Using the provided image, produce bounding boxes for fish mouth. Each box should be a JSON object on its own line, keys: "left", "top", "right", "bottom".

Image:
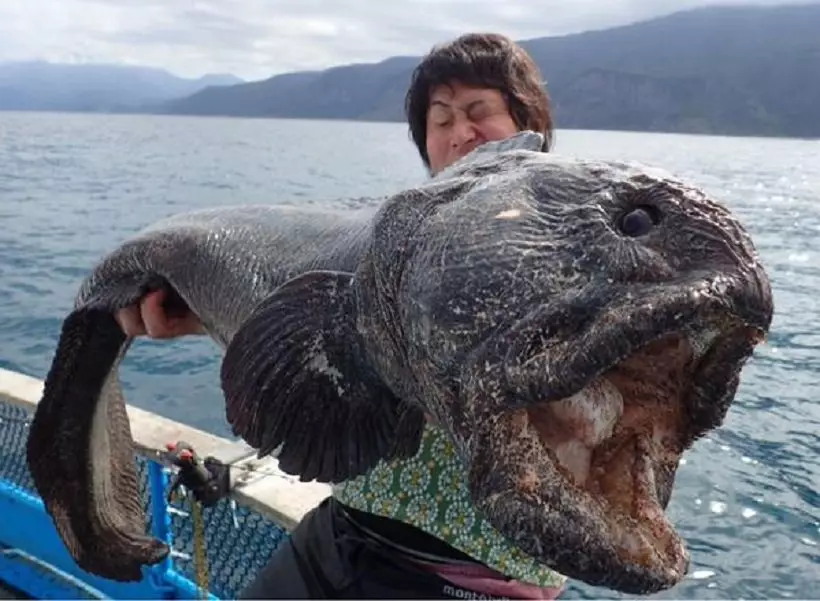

{"left": 460, "top": 274, "right": 771, "bottom": 594}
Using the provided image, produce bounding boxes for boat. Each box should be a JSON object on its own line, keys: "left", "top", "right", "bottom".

{"left": 0, "top": 366, "right": 331, "bottom": 599}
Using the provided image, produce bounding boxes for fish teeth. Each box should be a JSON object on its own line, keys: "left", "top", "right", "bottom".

{"left": 529, "top": 377, "right": 624, "bottom": 486}
{"left": 549, "top": 377, "right": 624, "bottom": 447}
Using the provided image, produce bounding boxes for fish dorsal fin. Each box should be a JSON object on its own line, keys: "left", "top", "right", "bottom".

{"left": 433, "top": 130, "right": 545, "bottom": 180}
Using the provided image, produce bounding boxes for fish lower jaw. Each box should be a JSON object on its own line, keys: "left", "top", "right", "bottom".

{"left": 592, "top": 435, "right": 688, "bottom": 582}
{"left": 525, "top": 366, "right": 690, "bottom": 581}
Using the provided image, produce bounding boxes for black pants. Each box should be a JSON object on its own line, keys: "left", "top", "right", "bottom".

{"left": 239, "top": 497, "right": 503, "bottom": 599}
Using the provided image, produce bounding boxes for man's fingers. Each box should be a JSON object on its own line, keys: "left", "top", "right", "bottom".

{"left": 115, "top": 305, "right": 147, "bottom": 336}
{"left": 113, "top": 289, "right": 202, "bottom": 339}
{"left": 141, "top": 291, "right": 176, "bottom": 338}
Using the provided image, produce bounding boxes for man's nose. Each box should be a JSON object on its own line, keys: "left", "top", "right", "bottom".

{"left": 451, "top": 118, "right": 478, "bottom": 148}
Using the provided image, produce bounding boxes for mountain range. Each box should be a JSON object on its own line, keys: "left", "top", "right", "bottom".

{"left": 0, "top": 61, "right": 242, "bottom": 112}
{"left": 2, "top": 4, "right": 818, "bottom": 138}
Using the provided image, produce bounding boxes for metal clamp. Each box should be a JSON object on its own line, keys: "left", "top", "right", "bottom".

{"left": 165, "top": 441, "right": 231, "bottom": 507}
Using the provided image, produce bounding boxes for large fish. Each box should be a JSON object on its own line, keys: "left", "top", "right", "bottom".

{"left": 26, "top": 132, "right": 773, "bottom": 594}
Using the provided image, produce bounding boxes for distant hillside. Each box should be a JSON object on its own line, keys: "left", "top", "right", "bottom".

{"left": 160, "top": 4, "right": 820, "bottom": 139}
{"left": 0, "top": 61, "right": 243, "bottom": 112}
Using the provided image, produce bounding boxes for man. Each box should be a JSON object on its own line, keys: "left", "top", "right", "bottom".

{"left": 118, "top": 32, "right": 563, "bottom": 600}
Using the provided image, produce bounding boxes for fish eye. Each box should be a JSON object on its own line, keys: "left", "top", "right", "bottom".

{"left": 618, "top": 204, "right": 660, "bottom": 237}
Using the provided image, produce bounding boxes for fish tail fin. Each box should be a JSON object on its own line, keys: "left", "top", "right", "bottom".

{"left": 27, "top": 307, "right": 169, "bottom": 581}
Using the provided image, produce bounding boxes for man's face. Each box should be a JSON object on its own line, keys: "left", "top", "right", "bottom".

{"left": 425, "top": 80, "right": 519, "bottom": 175}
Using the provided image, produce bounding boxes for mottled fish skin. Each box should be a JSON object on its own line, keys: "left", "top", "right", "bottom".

{"left": 27, "top": 131, "right": 773, "bottom": 594}
{"left": 353, "top": 140, "right": 771, "bottom": 593}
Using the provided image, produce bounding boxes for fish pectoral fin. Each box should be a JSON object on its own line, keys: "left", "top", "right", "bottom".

{"left": 221, "top": 269, "right": 423, "bottom": 484}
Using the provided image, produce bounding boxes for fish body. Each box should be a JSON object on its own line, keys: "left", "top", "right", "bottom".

{"left": 26, "top": 132, "right": 773, "bottom": 594}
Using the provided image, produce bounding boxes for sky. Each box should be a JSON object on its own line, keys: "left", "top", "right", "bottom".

{"left": 0, "top": 0, "right": 802, "bottom": 82}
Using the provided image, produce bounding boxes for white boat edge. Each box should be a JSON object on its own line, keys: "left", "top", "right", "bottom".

{"left": 0, "top": 366, "right": 332, "bottom": 533}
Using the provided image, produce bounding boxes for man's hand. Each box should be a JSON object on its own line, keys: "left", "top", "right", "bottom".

{"left": 115, "top": 289, "right": 205, "bottom": 339}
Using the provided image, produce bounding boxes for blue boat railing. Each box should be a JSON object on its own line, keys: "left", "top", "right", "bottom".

{"left": 0, "top": 366, "right": 331, "bottom": 600}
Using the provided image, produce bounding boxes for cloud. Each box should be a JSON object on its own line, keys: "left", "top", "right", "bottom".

{"left": 0, "top": 0, "right": 799, "bottom": 81}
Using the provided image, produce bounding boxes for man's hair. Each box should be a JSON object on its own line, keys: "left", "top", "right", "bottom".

{"left": 404, "top": 32, "right": 554, "bottom": 167}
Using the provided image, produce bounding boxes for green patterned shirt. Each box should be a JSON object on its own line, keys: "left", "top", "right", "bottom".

{"left": 332, "top": 423, "right": 567, "bottom": 589}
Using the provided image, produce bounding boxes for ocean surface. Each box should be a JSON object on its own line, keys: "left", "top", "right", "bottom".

{"left": 1, "top": 111, "right": 818, "bottom": 599}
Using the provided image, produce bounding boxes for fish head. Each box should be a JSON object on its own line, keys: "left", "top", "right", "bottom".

{"left": 355, "top": 137, "right": 774, "bottom": 593}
